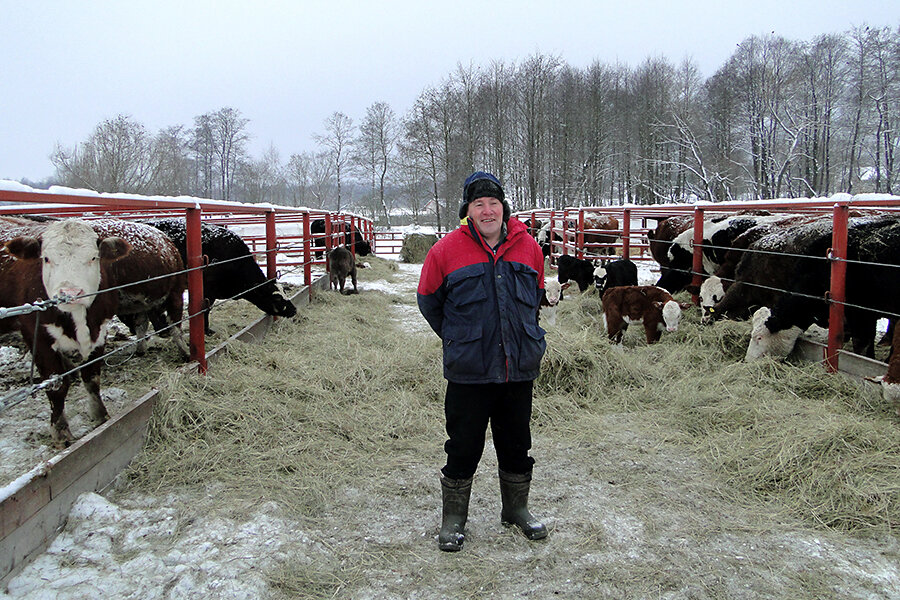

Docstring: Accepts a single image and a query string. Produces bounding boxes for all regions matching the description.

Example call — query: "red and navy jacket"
[417,217,546,384]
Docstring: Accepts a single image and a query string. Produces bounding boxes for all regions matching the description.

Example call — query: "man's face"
[467,196,503,241]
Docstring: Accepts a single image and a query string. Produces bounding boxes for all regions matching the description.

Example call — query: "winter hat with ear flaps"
[460,171,510,221]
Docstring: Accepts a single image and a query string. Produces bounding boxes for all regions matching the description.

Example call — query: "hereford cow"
[0,218,131,444]
[327,246,358,294]
[582,213,619,256]
[143,218,298,334]
[556,254,595,292]
[539,279,569,326]
[312,219,372,259]
[593,258,638,296]
[745,215,900,361]
[90,219,189,357]
[601,285,686,345]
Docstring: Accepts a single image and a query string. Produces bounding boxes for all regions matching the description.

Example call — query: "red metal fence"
[4,187,900,378]
[517,198,900,375]
[0,189,376,373]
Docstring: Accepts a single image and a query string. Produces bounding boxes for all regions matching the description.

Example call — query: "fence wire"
[0,239,326,415]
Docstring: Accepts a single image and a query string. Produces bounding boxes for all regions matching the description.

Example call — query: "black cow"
[556,254,595,292]
[143,219,297,334]
[593,258,638,296]
[746,215,900,360]
[311,219,372,259]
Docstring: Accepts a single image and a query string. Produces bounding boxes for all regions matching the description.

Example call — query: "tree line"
[46,25,899,230]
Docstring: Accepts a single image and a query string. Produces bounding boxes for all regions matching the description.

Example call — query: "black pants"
[441,380,536,480]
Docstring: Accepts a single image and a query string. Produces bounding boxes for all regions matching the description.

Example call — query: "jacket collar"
[462,217,526,256]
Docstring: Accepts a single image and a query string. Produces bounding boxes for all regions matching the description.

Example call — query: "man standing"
[417,171,549,552]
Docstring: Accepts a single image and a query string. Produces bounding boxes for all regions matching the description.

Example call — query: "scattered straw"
[125,262,900,539]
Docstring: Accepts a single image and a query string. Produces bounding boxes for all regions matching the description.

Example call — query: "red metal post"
[185,207,207,373]
[265,211,277,280]
[349,215,358,256]
[826,203,849,373]
[576,210,585,259]
[622,208,631,258]
[303,212,311,287]
[560,211,569,257]
[324,214,333,260]
[690,208,705,305]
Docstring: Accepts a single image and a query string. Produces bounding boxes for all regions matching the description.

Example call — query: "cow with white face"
[744,306,803,362]
[698,276,726,324]
[539,279,569,326]
[1,218,131,444]
[601,285,686,346]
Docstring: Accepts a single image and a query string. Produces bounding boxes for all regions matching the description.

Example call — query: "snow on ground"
[4,493,296,599]
[0,250,428,599]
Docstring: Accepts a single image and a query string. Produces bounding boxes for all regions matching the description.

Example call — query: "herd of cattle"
[0,215,352,445]
[3,207,899,446]
[532,210,900,416]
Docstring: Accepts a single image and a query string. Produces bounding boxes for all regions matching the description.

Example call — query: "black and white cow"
[745,215,900,361]
[143,218,298,334]
[556,254,595,292]
[655,213,784,294]
[593,258,638,296]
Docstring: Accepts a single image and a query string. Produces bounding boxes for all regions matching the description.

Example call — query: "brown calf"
[601,285,686,345]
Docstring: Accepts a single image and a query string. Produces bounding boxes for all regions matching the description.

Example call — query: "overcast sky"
[2,0,896,183]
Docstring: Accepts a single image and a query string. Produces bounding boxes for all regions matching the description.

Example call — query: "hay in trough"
[399,232,437,263]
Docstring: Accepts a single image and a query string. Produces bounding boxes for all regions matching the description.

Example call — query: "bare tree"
[240,144,284,204]
[51,114,159,193]
[191,113,216,198]
[516,53,561,206]
[152,125,192,196]
[314,112,354,212]
[404,89,445,229]
[868,26,899,194]
[211,107,250,201]
[356,102,398,226]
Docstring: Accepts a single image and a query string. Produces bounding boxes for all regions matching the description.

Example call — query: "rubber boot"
[498,469,548,540]
[439,474,473,552]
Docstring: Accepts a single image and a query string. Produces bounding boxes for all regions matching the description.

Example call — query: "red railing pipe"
[265,211,277,281]
[826,203,849,372]
[303,213,312,287]
[185,207,207,373]
[622,208,631,258]
[690,207,705,304]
